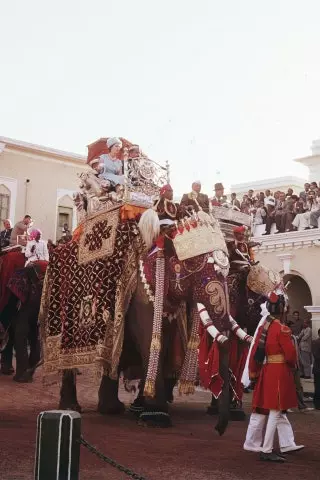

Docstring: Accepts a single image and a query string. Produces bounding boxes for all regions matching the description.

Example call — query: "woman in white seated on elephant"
[25,228,49,266]
[98,137,125,192]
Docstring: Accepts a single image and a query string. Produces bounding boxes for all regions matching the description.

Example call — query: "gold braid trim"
[178,309,200,396]
[143,250,165,398]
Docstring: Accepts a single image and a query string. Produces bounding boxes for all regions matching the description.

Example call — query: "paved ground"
[0,369,319,480]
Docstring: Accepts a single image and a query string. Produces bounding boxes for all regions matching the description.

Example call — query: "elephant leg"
[215,345,230,436]
[59,370,82,412]
[126,285,171,427]
[97,375,125,415]
[13,305,32,382]
[164,377,176,404]
[0,295,18,375]
[137,367,172,428]
[1,326,14,375]
[27,302,41,374]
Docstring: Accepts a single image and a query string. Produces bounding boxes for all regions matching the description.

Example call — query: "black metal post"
[34,410,81,480]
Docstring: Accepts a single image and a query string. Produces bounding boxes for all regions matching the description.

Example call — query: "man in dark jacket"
[0,219,12,248]
[312,328,320,410]
[180,181,209,213]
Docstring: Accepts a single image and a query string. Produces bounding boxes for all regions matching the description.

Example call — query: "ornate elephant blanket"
[0,251,26,314]
[39,211,143,382]
[8,261,48,304]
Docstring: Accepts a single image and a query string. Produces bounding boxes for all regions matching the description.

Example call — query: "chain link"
[79,436,148,480]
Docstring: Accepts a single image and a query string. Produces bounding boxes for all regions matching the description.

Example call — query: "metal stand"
[34,410,81,480]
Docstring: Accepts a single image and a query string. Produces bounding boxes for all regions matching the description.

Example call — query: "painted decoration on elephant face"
[205,280,227,317]
[247,263,282,297]
[78,209,119,265]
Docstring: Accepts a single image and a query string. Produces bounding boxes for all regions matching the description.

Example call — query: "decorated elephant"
[54,208,252,436]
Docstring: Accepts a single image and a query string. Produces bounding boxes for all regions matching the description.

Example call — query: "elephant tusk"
[197,303,228,344]
[229,315,252,343]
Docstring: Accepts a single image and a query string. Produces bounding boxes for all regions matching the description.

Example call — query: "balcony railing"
[253,228,320,251]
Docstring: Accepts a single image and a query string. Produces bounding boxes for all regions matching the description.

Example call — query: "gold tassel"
[187,335,200,350]
[150,334,161,351]
[144,379,156,398]
[178,380,195,395]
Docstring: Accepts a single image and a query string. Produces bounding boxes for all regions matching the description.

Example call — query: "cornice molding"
[253,229,320,253]
[0,136,86,165]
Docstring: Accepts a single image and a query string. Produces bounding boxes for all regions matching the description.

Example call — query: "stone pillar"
[304,306,320,339]
[276,253,293,274]
[295,138,320,181]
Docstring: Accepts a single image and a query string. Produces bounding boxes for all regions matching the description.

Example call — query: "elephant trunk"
[215,345,230,436]
[197,303,230,435]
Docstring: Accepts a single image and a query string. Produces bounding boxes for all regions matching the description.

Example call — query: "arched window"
[56,195,74,241]
[0,184,10,226]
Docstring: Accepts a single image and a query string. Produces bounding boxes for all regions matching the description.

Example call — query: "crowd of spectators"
[231,181,320,234]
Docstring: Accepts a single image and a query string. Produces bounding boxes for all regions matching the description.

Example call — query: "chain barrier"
[79,436,148,480]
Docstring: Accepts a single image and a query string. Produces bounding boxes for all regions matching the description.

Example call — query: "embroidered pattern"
[78,209,120,265]
[84,221,112,252]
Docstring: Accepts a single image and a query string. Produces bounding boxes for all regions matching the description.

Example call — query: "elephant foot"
[138,411,172,428]
[58,400,82,413]
[97,375,124,415]
[98,400,125,415]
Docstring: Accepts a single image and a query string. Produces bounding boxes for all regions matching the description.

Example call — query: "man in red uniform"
[246,293,304,462]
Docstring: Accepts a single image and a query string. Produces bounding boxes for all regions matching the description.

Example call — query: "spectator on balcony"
[257,191,264,203]
[240,195,252,214]
[292,198,309,231]
[309,188,320,228]
[286,188,294,199]
[300,183,310,201]
[274,191,281,206]
[264,189,273,207]
[252,200,267,227]
[262,197,276,235]
[230,192,241,210]
[310,181,318,192]
[248,189,254,201]
[274,192,294,233]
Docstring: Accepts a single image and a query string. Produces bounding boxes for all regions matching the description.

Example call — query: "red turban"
[160,184,173,196]
[233,225,246,234]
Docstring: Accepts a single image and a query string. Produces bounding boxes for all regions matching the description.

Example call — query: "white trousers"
[244,411,296,453]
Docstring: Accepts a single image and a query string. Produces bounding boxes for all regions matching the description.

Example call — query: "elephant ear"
[138,208,160,250]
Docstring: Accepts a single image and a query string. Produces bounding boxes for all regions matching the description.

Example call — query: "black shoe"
[13,372,33,383]
[260,452,285,463]
[1,366,14,375]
